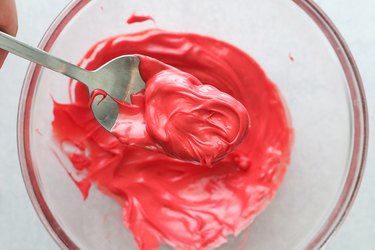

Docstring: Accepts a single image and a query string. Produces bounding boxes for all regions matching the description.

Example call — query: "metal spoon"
[0,31,145,131]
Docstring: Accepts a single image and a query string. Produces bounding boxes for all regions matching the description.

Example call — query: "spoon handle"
[0,31,91,85]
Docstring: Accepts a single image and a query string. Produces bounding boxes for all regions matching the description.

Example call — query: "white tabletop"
[0,0,373,249]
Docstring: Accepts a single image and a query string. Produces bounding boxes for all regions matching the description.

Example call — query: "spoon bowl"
[87,55,145,130]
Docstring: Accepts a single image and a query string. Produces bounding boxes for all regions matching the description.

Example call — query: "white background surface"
[0,0,374,249]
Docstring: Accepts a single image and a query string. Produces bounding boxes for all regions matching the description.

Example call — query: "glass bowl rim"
[17,0,369,249]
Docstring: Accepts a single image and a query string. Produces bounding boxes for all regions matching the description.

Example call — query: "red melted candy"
[52,29,293,249]
[127,14,155,24]
[109,55,250,166]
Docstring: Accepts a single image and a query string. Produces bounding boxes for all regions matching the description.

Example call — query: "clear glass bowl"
[18,0,368,249]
